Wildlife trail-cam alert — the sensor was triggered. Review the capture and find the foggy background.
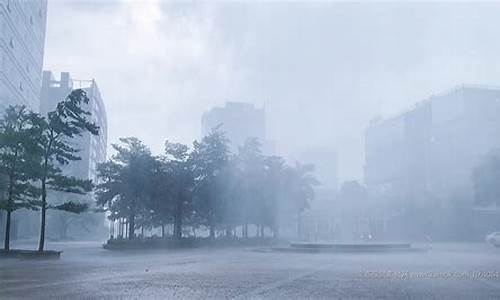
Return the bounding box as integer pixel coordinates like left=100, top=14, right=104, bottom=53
left=44, top=1, right=500, bottom=182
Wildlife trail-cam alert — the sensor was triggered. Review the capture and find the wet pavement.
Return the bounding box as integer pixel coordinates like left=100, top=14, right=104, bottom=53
left=1, top=241, right=500, bottom=299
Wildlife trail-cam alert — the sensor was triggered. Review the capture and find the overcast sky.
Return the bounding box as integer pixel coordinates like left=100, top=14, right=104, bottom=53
left=43, top=1, right=500, bottom=182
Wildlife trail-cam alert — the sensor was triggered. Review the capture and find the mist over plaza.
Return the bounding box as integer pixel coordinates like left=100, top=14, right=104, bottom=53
left=2, top=1, right=500, bottom=299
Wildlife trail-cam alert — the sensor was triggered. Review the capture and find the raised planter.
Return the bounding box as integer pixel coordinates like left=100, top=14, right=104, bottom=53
left=103, top=238, right=198, bottom=250
left=292, top=243, right=411, bottom=251
left=103, top=237, right=283, bottom=250
left=0, top=249, right=62, bottom=259
left=270, top=243, right=425, bottom=253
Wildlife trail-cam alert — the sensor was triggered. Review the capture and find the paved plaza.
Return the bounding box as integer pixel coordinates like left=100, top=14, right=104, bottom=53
left=1, top=242, right=500, bottom=299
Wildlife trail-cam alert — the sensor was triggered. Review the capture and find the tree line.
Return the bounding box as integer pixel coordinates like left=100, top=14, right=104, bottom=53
left=1, top=91, right=318, bottom=249
left=96, top=129, right=319, bottom=240
left=0, top=90, right=99, bottom=251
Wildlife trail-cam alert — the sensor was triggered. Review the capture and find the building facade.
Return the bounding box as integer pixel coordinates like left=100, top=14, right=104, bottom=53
left=202, top=102, right=275, bottom=155
left=40, top=71, right=108, bottom=184
left=0, top=0, right=47, bottom=111
left=12, top=71, right=108, bottom=240
left=364, top=85, right=500, bottom=239
left=0, top=0, right=47, bottom=241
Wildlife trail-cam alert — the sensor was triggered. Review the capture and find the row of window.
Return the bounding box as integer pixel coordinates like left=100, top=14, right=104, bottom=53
left=0, top=45, right=38, bottom=110
left=0, top=78, right=32, bottom=111
left=0, top=3, right=45, bottom=80
left=3, top=0, right=46, bottom=46
left=1, top=32, right=42, bottom=99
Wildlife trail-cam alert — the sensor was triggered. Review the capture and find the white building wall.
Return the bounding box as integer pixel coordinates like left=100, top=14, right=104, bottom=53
left=40, top=72, right=108, bottom=183
left=0, top=0, right=47, bottom=112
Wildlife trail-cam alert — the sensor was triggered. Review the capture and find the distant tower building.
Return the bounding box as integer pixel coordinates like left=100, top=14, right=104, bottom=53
left=202, top=102, right=275, bottom=155
left=40, top=71, right=108, bottom=183
left=0, top=0, right=48, bottom=111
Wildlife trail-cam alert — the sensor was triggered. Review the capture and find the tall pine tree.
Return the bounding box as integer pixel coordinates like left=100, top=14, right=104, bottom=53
left=36, top=89, right=99, bottom=251
left=191, top=126, right=230, bottom=238
left=0, top=106, right=42, bottom=251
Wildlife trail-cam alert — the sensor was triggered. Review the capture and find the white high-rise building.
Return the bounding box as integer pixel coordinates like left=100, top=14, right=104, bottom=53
left=0, top=0, right=48, bottom=112
left=0, top=0, right=48, bottom=241
left=40, top=71, right=108, bottom=184
left=13, top=71, right=109, bottom=241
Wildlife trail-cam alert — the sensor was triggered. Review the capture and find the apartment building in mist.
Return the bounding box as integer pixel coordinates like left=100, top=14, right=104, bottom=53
left=40, top=71, right=108, bottom=184
left=364, top=85, right=500, bottom=238
left=12, top=71, right=108, bottom=240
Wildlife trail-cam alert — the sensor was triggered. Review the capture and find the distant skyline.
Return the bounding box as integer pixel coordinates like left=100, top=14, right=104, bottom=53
left=44, top=1, right=500, bottom=182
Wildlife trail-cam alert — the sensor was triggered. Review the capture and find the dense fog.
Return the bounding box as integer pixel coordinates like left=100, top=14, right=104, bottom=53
left=2, top=2, right=500, bottom=298
left=19, top=1, right=498, bottom=243
left=44, top=1, right=500, bottom=180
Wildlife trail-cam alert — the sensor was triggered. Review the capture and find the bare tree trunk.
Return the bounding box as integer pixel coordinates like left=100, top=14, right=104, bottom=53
left=109, top=220, right=114, bottom=239
left=38, top=178, right=47, bottom=251
left=273, top=224, right=279, bottom=239
left=4, top=211, right=11, bottom=251
left=209, top=225, right=215, bottom=239
left=38, top=141, right=53, bottom=252
left=297, top=211, right=301, bottom=239
left=173, top=198, right=182, bottom=240
left=161, top=223, right=165, bottom=238
left=123, top=218, right=130, bottom=239
left=209, top=211, right=215, bottom=239
left=4, top=174, right=14, bottom=251
left=117, top=219, right=121, bottom=237
left=243, top=222, right=248, bottom=239
left=118, top=218, right=123, bottom=238
left=128, top=215, right=135, bottom=240
left=260, top=225, right=264, bottom=238
left=108, top=200, right=114, bottom=239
